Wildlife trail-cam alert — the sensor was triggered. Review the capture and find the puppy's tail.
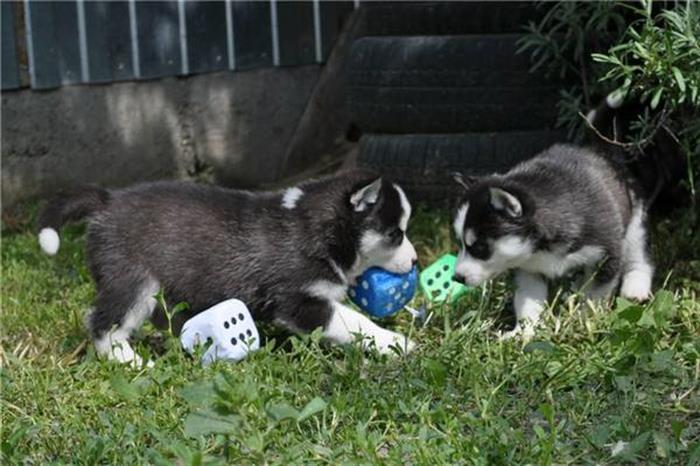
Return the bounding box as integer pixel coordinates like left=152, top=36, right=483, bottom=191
left=584, top=90, right=626, bottom=141
left=37, top=185, right=110, bottom=255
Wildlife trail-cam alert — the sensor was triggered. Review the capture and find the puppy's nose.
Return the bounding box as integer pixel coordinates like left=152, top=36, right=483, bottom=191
left=453, top=273, right=466, bottom=284
left=411, top=257, right=418, bottom=267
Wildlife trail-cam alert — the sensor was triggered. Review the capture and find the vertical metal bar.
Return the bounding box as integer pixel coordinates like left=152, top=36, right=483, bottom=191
left=178, top=0, right=188, bottom=75
left=354, top=0, right=360, bottom=10
left=225, top=0, right=235, bottom=70
left=312, top=0, right=322, bottom=63
left=76, top=0, right=90, bottom=82
left=23, top=0, right=36, bottom=88
left=269, top=0, right=279, bottom=66
left=128, top=0, right=141, bottom=78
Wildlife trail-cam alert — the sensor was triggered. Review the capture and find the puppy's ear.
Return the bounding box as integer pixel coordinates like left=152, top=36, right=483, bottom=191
left=489, top=187, right=522, bottom=218
left=452, top=172, right=479, bottom=191
left=350, top=178, right=383, bottom=212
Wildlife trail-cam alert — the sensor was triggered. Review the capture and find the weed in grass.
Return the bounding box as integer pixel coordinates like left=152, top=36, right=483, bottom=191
left=1, top=203, right=698, bottom=464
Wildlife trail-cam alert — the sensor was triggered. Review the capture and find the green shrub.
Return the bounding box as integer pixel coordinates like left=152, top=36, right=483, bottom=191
left=520, top=0, right=700, bottom=194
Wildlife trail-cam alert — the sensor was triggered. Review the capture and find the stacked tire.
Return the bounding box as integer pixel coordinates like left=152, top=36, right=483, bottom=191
left=349, top=2, right=567, bottom=205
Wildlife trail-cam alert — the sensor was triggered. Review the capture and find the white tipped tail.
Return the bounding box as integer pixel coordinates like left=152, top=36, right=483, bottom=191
left=606, top=89, right=625, bottom=109
left=39, top=228, right=60, bottom=255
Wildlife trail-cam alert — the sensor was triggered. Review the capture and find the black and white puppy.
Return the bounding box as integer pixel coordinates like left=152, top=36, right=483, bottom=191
left=37, top=170, right=417, bottom=366
left=452, top=144, right=653, bottom=337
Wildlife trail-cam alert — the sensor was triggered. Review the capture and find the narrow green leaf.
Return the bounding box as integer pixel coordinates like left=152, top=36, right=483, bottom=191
left=672, top=67, right=686, bottom=92
left=172, top=301, right=190, bottom=315
left=650, top=88, right=663, bottom=110
left=591, top=53, right=614, bottom=63
left=298, top=397, right=328, bottom=422
left=633, top=42, right=649, bottom=59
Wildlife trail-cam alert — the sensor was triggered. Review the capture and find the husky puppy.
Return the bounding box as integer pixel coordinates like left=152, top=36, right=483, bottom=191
left=38, top=171, right=418, bottom=366
left=452, top=144, right=653, bottom=336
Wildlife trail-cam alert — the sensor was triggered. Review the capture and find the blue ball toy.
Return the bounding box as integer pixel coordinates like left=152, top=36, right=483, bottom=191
left=348, top=266, right=418, bottom=318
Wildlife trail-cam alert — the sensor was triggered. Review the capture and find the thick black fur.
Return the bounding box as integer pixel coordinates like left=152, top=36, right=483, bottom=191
left=457, top=144, right=645, bottom=287
left=37, top=185, right=110, bottom=233
left=38, top=170, right=405, bottom=340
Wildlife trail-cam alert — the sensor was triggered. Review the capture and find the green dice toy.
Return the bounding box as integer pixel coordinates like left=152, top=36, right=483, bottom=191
left=419, top=254, right=473, bottom=303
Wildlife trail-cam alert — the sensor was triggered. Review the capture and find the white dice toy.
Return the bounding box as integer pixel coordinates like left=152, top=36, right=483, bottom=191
left=180, top=299, right=260, bottom=365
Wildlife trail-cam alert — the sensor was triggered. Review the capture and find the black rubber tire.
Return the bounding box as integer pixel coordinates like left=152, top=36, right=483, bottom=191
left=362, top=2, right=546, bottom=36
left=349, top=87, right=560, bottom=134
left=349, top=35, right=554, bottom=89
left=357, top=131, right=566, bottom=205
left=348, top=35, right=561, bottom=134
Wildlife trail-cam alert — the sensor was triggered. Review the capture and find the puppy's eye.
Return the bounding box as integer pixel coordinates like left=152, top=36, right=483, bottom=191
left=467, top=240, right=489, bottom=259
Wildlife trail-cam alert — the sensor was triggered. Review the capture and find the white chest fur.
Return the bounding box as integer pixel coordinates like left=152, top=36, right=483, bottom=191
left=520, top=245, right=605, bottom=278
left=306, top=279, right=348, bottom=302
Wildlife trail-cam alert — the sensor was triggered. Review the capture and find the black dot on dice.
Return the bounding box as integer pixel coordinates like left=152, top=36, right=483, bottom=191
left=246, top=329, right=252, bottom=337
left=206, top=337, right=213, bottom=346
left=443, top=281, right=450, bottom=289
left=223, top=321, right=230, bottom=329
left=443, top=265, right=449, bottom=271
left=231, top=317, right=237, bottom=325
left=239, top=333, right=245, bottom=341
left=230, top=337, right=237, bottom=346
left=427, top=279, right=434, bottom=286
left=238, top=313, right=244, bottom=321
left=436, top=271, right=442, bottom=279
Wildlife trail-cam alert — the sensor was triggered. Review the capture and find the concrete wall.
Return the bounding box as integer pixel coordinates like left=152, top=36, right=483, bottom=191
left=1, top=8, right=364, bottom=207
left=1, top=65, right=319, bottom=206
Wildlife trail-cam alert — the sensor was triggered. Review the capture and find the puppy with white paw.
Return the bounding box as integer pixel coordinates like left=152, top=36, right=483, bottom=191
left=38, top=171, right=418, bottom=366
left=452, top=144, right=654, bottom=336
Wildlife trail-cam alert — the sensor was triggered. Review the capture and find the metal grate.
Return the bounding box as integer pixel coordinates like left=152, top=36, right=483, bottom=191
left=1, top=0, right=356, bottom=91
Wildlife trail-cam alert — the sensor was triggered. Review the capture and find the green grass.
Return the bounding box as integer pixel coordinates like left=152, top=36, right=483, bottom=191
left=2, top=204, right=699, bottom=465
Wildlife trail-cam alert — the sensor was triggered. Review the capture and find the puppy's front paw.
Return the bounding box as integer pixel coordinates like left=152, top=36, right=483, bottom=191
left=498, top=323, right=535, bottom=342
left=103, top=343, right=153, bottom=369
left=122, top=353, right=155, bottom=369
left=620, top=270, right=652, bottom=301
left=371, top=330, right=415, bottom=355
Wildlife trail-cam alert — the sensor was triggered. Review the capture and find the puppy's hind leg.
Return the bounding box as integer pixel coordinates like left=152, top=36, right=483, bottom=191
left=89, top=274, right=160, bottom=367
left=620, top=207, right=653, bottom=301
